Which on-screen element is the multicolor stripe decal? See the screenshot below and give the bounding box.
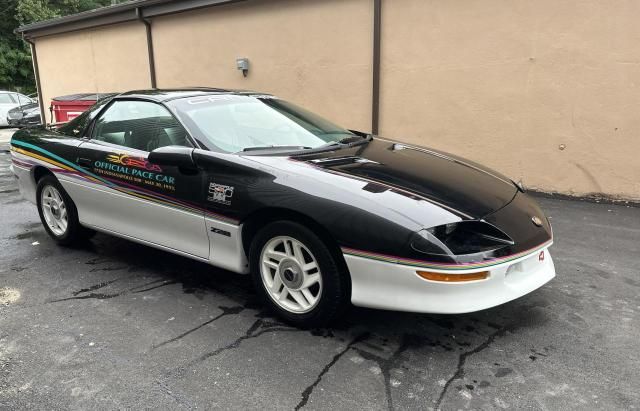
[11,157,35,169]
[12,139,552,271]
[10,140,239,225]
[342,239,553,271]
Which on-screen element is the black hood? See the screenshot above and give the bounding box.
[296,138,518,220]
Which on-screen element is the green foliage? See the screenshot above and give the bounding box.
[15,0,118,26]
[0,41,33,91]
[0,0,122,92]
[15,0,59,25]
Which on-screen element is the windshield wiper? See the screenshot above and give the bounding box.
[241,145,312,152]
[241,134,373,154]
[318,134,372,149]
[338,135,370,144]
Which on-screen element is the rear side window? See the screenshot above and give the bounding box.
[58,97,113,137]
[92,100,192,152]
[0,93,15,104]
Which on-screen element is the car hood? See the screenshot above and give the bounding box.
[8,103,38,114]
[290,138,518,220]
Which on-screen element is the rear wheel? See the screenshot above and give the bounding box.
[249,221,349,327]
[36,175,92,245]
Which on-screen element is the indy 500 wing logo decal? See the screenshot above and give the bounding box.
[106,153,162,172]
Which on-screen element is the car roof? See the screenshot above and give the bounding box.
[118,88,273,102]
[0,91,27,95]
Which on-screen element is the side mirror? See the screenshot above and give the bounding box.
[148,146,197,170]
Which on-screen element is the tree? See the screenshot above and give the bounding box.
[0,0,122,92]
[0,0,32,91]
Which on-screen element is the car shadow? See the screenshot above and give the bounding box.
[68,231,552,341]
[15,227,555,409]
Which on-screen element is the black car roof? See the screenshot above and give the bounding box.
[118,88,271,102]
[53,93,118,101]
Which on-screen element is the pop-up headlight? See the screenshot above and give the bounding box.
[411,221,514,262]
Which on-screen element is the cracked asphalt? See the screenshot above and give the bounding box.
[1,135,639,410]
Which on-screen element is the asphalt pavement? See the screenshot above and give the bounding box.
[0,128,16,148]
[1,141,638,410]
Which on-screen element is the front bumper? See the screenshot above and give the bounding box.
[345,246,555,314]
[7,118,21,126]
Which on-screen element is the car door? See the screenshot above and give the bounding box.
[68,99,210,259]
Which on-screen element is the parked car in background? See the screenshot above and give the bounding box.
[7,100,41,127]
[0,91,36,127]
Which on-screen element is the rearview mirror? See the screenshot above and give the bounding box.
[148,146,196,170]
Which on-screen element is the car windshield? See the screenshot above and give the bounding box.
[168,95,358,153]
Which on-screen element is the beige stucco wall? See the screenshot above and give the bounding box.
[35,22,151,123]
[152,0,373,132]
[380,0,640,200]
[30,0,640,199]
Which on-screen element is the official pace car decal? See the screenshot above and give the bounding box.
[94,153,176,191]
[10,140,238,224]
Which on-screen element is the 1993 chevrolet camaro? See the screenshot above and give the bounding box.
[10,88,555,326]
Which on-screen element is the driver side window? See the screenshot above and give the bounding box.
[93,100,192,152]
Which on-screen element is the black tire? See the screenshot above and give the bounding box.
[249,220,349,328]
[36,175,92,245]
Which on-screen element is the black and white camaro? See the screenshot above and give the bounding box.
[10,89,555,326]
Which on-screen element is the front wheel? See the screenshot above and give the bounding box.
[249,221,349,328]
[36,175,92,245]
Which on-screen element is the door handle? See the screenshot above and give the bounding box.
[77,157,92,167]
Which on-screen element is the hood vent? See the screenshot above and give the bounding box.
[392,143,453,161]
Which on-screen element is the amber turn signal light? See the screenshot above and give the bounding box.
[416,271,489,282]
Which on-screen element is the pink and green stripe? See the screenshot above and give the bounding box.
[342,239,552,271]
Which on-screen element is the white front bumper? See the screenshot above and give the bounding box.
[345,247,555,314]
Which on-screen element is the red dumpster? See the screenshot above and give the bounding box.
[50,93,116,123]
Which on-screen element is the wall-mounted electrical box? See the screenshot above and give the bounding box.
[236,58,249,77]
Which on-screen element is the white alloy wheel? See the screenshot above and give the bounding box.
[40,185,68,236]
[259,236,323,313]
